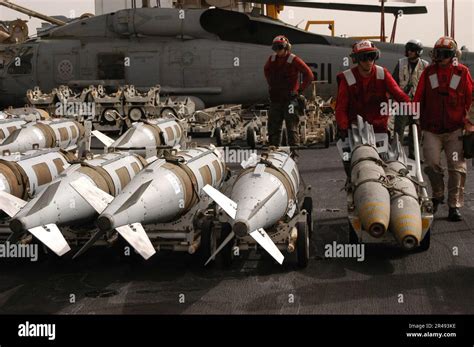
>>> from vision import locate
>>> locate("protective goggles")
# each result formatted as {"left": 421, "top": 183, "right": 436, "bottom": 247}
{"left": 357, "top": 51, "right": 378, "bottom": 62}
{"left": 272, "top": 43, "right": 287, "bottom": 51}
{"left": 405, "top": 43, "right": 421, "bottom": 52}
{"left": 433, "top": 48, "right": 455, "bottom": 60}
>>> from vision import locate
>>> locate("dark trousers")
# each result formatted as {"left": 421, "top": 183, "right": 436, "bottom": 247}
{"left": 268, "top": 101, "right": 300, "bottom": 147}
{"left": 394, "top": 115, "right": 419, "bottom": 158}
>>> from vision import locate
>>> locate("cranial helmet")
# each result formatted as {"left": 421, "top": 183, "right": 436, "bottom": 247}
{"left": 350, "top": 40, "right": 380, "bottom": 63}
{"left": 272, "top": 35, "right": 291, "bottom": 51}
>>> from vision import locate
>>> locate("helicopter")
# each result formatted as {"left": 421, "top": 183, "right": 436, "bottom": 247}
{"left": 0, "top": 0, "right": 472, "bottom": 109}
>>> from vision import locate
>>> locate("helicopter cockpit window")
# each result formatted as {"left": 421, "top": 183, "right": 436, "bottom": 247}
{"left": 98, "top": 53, "right": 125, "bottom": 80}
{"left": 7, "top": 46, "right": 33, "bottom": 75}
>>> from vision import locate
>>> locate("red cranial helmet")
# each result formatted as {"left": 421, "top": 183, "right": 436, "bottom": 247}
{"left": 432, "top": 36, "right": 458, "bottom": 61}
{"left": 272, "top": 35, "right": 291, "bottom": 51}
{"left": 350, "top": 40, "right": 380, "bottom": 63}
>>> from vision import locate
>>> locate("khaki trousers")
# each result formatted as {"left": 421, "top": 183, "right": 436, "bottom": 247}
{"left": 423, "top": 129, "right": 467, "bottom": 208}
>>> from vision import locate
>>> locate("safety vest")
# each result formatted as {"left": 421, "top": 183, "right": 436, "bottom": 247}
{"left": 270, "top": 53, "right": 296, "bottom": 63}
{"left": 420, "top": 63, "right": 470, "bottom": 134}
{"left": 398, "top": 57, "right": 429, "bottom": 96}
{"left": 338, "top": 65, "right": 389, "bottom": 132}
{"left": 267, "top": 53, "right": 298, "bottom": 102}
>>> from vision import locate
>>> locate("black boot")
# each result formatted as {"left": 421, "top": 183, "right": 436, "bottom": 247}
{"left": 448, "top": 208, "right": 462, "bottom": 222}
{"left": 432, "top": 198, "right": 443, "bottom": 214}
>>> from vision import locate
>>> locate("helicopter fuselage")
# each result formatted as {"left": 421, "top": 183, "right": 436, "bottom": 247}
{"left": 0, "top": 7, "right": 472, "bottom": 108}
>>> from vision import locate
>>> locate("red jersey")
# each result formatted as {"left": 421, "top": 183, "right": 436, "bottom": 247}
{"left": 413, "top": 62, "right": 473, "bottom": 134}
{"left": 264, "top": 52, "right": 314, "bottom": 103}
{"left": 336, "top": 65, "right": 410, "bottom": 133}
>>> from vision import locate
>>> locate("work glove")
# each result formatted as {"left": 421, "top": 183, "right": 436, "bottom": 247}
{"left": 465, "top": 120, "right": 474, "bottom": 134}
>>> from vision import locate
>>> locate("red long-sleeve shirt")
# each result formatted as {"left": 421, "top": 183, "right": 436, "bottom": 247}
{"left": 264, "top": 52, "right": 314, "bottom": 102}
{"left": 336, "top": 65, "right": 410, "bottom": 131}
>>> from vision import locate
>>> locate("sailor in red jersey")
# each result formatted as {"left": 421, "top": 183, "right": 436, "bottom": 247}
{"left": 264, "top": 35, "right": 314, "bottom": 150}
{"left": 413, "top": 36, "right": 473, "bottom": 221}
{"left": 335, "top": 40, "right": 410, "bottom": 139}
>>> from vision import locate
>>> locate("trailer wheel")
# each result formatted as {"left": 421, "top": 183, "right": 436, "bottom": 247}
{"left": 324, "top": 126, "right": 331, "bottom": 148}
{"left": 246, "top": 126, "right": 257, "bottom": 149}
{"left": 418, "top": 228, "right": 431, "bottom": 251}
{"left": 160, "top": 107, "right": 179, "bottom": 120}
{"left": 302, "top": 197, "right": 313, "bottom": 238}
{"left": 214, "top": 127, "right": 223, "bottom": 147}
{"left": 220, "top": 223, "right": 234, "bottom": 267}
{"left": 348, "top": 222, "right": 359, "bottom": 244}
{"left": 129, "top": 107, "right": 144, "bottom": 122}
{"left": 199, "top": 219, "right": 216, "bottom": 266}
{"left": 296, "top": 221, "right": 309, "bottom": 268}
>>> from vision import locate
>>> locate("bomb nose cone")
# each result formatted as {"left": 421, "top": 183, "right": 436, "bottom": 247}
{"left": 401, "top": 235, "right": 418, "bottom": 250}
{"left": 234, "top": 220, "right": 249, "bottom": 237}
{"left": 9, "top": 218, "right": 26, "bottom": 233}
{"left": 368, "top": 222, "right": 386, "bottom": 238}
{"left": 97, "top": 214, "right": 115, "bottom": 231}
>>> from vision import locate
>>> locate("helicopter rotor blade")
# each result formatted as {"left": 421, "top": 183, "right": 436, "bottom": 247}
{"left": 242, "top": 1, "right": 427, "bottom": 15}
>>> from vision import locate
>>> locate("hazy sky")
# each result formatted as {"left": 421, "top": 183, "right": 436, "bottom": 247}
{"left": 0, "top": 0, "right": 95, "bottom": 35}
{"left": 0, "top": 0, "right": 472, "bottom": 48}
{"left": 281, "top": 0, "right": 474, "bottom": 49}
